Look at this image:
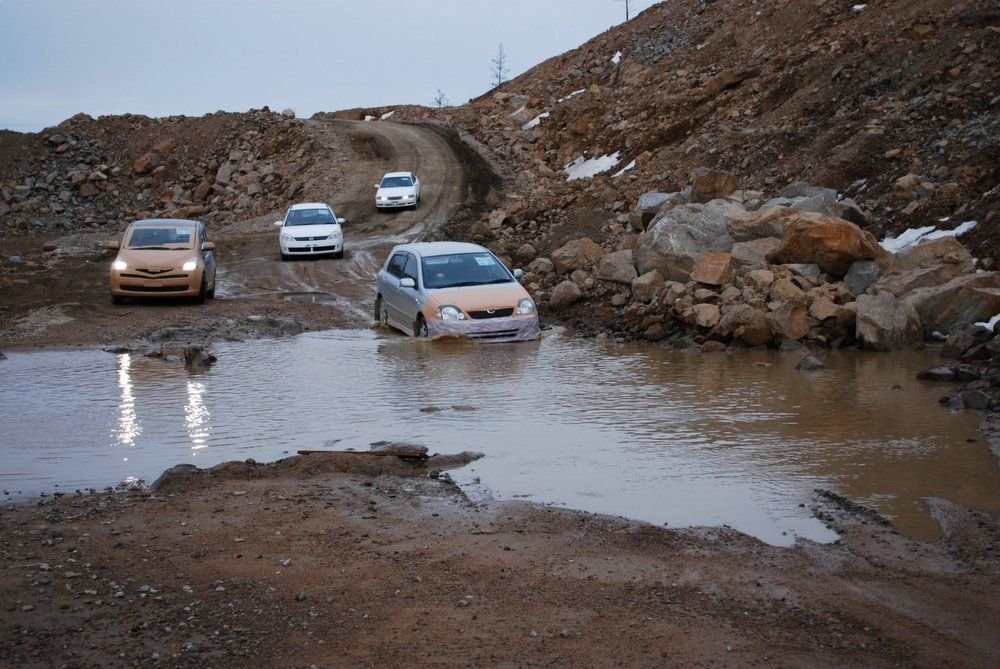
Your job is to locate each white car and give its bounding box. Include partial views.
[375,171,420,210]
[274,202,345,259]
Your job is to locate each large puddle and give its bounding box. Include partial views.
[1,330,994,546]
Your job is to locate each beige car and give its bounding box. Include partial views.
[108,219,217,304]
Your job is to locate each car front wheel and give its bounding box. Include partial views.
[415,315,428,338]
[374,295,388,325]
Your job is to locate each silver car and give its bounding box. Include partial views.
[374,241,540,342]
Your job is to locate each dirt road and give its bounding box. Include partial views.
[0,119,482,349]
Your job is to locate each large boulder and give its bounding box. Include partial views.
[874,237,976,297]
[551,238,604,275]
[856,293,924,350]
[903,272,1000,335]
[635,191,683,225]
[593,250,637,284]
[549,280,583,311]
[766,301,809,340]
[634,200,744,282]
[731,238,782,269]
[766,211,882,277]
[844,260,880,296]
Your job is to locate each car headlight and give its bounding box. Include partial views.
[328,232,342,241]
[182,257,198,271]
[280,232,294,241]
[517,298,536,315]
[112,258,127,271]
[438,305,466,321]
[376,195,386,201]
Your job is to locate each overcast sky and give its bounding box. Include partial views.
[0,0,660,133]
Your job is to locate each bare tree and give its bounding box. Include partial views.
[432,89,449,108]
[490,42,510,89]
[618,0,631,21]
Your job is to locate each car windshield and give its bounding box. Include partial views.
[126,227,195,249]
[421,252,513,289]
[285,208,336,226]
[380,176,413,188]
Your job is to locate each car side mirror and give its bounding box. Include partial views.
[107,240,120,250]
[202,241,216,251]
[337,217,346,225]
[513,268,524,279]
[374,184,380,189]
[400,277,416,289]
[273,220,283,227]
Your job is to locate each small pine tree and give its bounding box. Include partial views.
[490,43,510,89]
[433,89,449,108]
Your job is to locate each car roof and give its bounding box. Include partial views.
[392,241,488,257]
[129,219,201,228]
[381,171,414,178]
[288,202,332,211]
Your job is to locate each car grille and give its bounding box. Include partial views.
[120,272,187,279]
[289,245,338,253]
[293,235,328,241]
[124,285,189,293]
[468,308,514,319]
[388,196,403,201]
[469,329,521,340]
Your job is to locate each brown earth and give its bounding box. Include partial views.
[1,0,999,666]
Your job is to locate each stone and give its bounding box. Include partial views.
[856,293,924,351]
[281,107,296,118]
[962,390,991,410]
[488,209,509,229]
[844,260,880,296]
[917,366,957,381]
[152,137,177,155]
[712,304,771,346]
[133,152,160,175]
[903,273,1000,335]
[631,270,664,304]
[551,238,604,275]
[726,206,792,241]
[770,278,805,303]
[690,252,735,286]
[795,354,825,371]
[527,257,554,274]
[701,340,727,353]
[635,191,681,225]
[193,181,213,202]
[767,211,882,277]
[514,243,537,263]
[593,250,637,284]
[744,269,775,292]
[692,303,721,328]
[731,238,782,269]
[766,301,809,340]
[689,167,736,203]
[809,296,841,321]
[549,280,583,310]
[875,237,976,297]
[634,200,744,282]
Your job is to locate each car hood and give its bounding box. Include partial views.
[281,223,342,235]
[377,186,416,197]
[424,283,531,311]
[117,247,197,268]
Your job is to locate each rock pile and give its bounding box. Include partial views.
[0,108,322,235]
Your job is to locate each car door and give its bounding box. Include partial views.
[381,252,415,330]
[200,225,216,287]
[411,172,420,200]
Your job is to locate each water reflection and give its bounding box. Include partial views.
[113,353,141,448]
[0,331,995,547]
[185,380,210,453]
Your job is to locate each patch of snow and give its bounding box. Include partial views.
[557,89,586,104]
[565,152,621,181]
[939,216,951,222]
[611,51,622,65]
[613,159,636,178]
[522,112,549,131]
[852,4,867,12]
[976,313,1000,331]
[879,221,977,253]
[380,110,395,120]
[363,115,376,122]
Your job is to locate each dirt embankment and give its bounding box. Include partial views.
[1,453,997,668]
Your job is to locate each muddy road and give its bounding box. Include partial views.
[0,119,484,349]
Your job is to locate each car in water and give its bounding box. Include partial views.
[274,202,346,259]
[374,241,540,342]
[374,171,420,210]
[108,219,217,304]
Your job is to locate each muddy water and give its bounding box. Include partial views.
[1,330,994,546]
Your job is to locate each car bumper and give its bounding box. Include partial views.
[110,269,203,297]
[281,240,343,255]
[426,315,540,343]
[375,199,416,209]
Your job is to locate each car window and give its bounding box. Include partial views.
[402,255,418,282]
[127,227,194,249]
[380,176,412,188]
[286,208,335,226]
[387,253,408,278]
[422,252,512,289]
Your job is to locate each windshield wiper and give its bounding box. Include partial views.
[130,245,170,250]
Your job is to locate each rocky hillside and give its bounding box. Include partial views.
[0,108,335,235]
